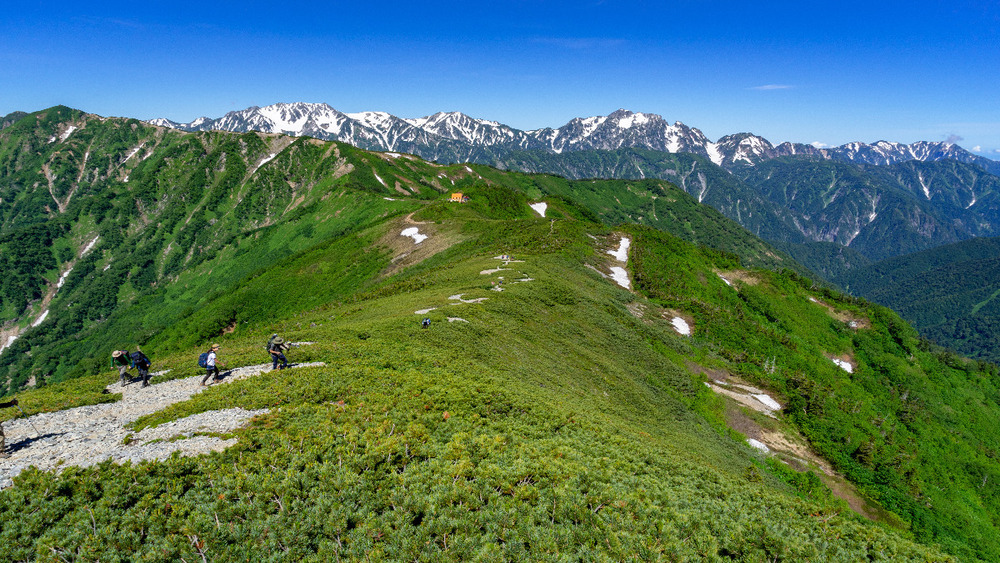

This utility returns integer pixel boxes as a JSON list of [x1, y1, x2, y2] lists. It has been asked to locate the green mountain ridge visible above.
[[0, 107, 998, 560], [495, 147, 1000, 278], [840, 236, 1000, 363]]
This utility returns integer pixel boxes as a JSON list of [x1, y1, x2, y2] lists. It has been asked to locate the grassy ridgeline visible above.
[[0, 109, 991, 559], [0, 204, 955, 561]]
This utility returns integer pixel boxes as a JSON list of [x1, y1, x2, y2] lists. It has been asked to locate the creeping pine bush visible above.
[[0, 359, 950, 561]]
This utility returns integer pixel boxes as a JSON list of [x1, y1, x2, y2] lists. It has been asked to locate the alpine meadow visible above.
[[2, 107, 1000, 561]]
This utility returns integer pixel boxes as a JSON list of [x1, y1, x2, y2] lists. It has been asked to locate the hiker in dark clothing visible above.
[[131, 348, 152, 388], [0, 398, 18, 458], [200, 344, 225, 386], [111, 350, 132, 385], [269, 337, 289, 370]]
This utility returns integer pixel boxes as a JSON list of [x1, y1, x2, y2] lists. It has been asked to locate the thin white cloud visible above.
[[972, 145, 982, 152], [750, 84, 793, 91], [810, 141, 829, 148]]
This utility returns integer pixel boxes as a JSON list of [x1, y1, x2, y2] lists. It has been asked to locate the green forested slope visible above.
[[0, 201, 965, 561], [839, 236, 1000, 362], [492, 148, 1000, 280], [0, 108, 800, 394], [0, 107, 998, 560]]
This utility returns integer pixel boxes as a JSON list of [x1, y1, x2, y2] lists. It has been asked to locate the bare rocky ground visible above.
[[0, 360, 324, 489]]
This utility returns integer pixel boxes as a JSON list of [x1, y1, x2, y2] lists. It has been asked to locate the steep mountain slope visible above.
[[2, 107, 1000, 560], [145, 103, 1000, 278], [839, 236, 1000, 363], [491, 148, 1000, 274], [733, 158, 1000, 262], [492, 148, 806, 244], [1, 188, 997, 560], [0, 111, 27, 131], [0, 107, 799, 394]]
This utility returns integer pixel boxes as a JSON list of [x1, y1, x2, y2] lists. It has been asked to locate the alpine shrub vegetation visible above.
[[0, 107, 995, 560]]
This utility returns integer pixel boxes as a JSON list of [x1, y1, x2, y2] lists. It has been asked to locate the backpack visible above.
[[266, 334, 277, 351], [131, 351, 150, 367], [198, 352, 209, 368]]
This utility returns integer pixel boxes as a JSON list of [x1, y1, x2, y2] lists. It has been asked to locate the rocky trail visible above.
[[0, 359, 324, 489]]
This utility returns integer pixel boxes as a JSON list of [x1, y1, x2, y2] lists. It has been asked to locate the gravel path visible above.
[[0, 361, 325, 489]]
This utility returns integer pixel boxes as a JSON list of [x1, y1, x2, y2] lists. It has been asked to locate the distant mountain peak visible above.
[[148, 103, 999, 175]]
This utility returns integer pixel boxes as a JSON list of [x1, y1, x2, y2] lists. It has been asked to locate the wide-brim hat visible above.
[[112, 350, 124, 358], [211, 344, 221, 350], [273, 337, 284, 344]]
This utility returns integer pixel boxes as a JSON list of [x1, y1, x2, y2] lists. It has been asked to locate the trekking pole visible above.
[[14, 403, 41, 438]]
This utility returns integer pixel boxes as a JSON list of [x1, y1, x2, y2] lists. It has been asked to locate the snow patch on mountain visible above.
[[401, 227, 427, 244], [57, 268, 73, 289], [607, 236, 631, 262], [32, 310, 49, 327], [81, 235, 99, 255], [705, 143, 724, 166]]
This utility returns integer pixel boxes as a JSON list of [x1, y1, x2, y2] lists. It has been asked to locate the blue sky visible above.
[[3, 1, 999, 156]]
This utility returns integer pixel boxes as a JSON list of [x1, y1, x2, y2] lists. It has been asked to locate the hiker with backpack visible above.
[[111, 349, 132, 385], [131, 347, 153, 388], [268, 335, 289, 371], [199, 344, 226, 386], [0, 397, 18, 458]]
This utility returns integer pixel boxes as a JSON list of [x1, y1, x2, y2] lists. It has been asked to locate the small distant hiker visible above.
[[422, 317, 431, 329], [0, 397, 18, 458], [200, 344, 226, 386], [268, 336, 289, 371], [131, 347, 153, 388], [111, 349, 132, 385]]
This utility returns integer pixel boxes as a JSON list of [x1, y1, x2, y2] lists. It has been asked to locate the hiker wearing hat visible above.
[[268, 336, 289, 370], [0, 397, 18, 458], [111, 349, 132, 385], [200, 344, 226, 386]]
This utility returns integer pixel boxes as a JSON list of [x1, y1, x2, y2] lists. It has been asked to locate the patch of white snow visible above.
[[705, 142, 724, 166], [671, 317, 691, 336], [530, 202, 547, 217], [57, 268, 73, 288], [607, 236, 630, 262], [81, 236, 99, 255], [400, 227, 427, 244], [609, 266, 630, 289], [752, 394, 781, 410], [717, 274, 732, 286], [831, 358, 854, 373], [374, 172, 386, 187], [32, 310, 49, 327], [122, 143, 145, 163], [747, 439, 770, 453], [0, 335, 17, 355], [59, 126, 77, 142], [414, 308, 437, 315]]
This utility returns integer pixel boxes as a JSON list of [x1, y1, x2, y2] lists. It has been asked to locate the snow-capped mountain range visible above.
[[149, 103, 999, 174]]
